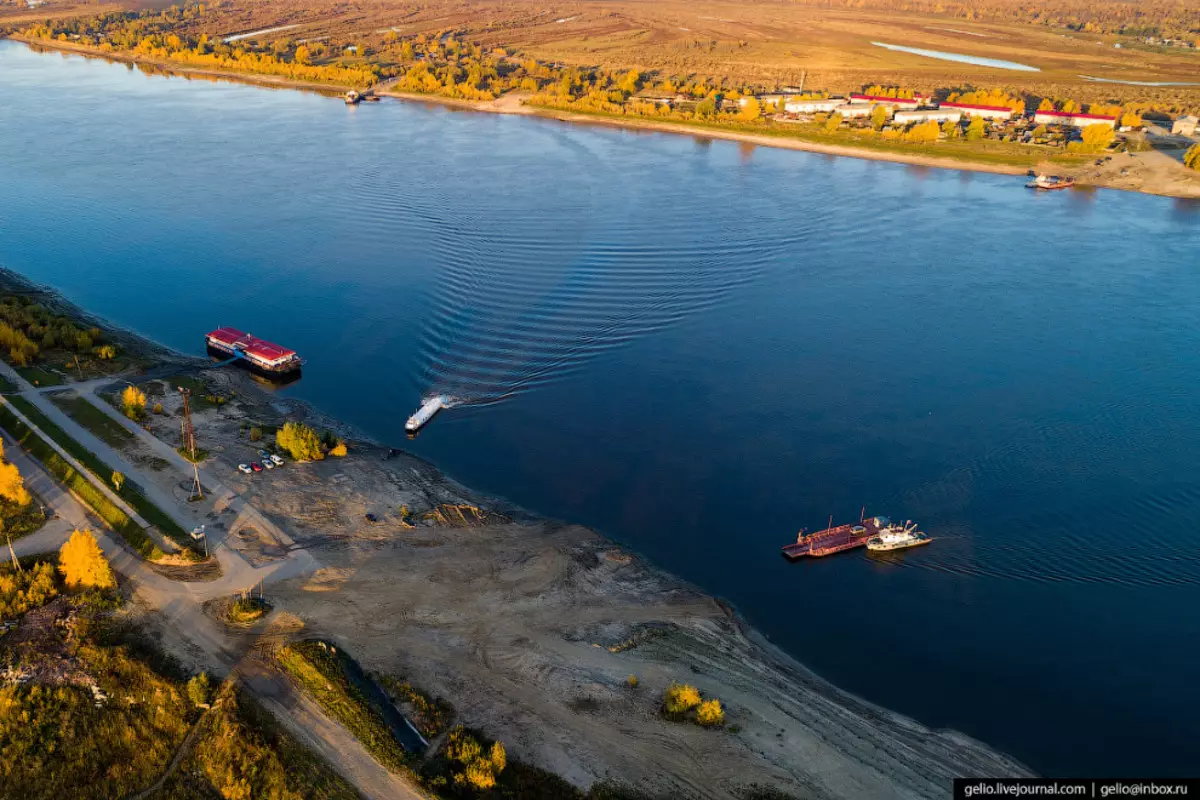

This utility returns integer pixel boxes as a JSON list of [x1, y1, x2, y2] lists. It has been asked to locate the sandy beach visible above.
[[11, 35, 1200, 200]]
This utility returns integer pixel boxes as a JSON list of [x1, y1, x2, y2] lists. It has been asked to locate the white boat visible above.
[[866, 520, 931, 552], [405, 395, 449, 433]]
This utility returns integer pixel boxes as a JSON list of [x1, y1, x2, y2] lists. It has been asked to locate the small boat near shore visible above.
[[405, 395, 450, 433], [866, 521, 932, 552], [1026, 174, 1074, 190]]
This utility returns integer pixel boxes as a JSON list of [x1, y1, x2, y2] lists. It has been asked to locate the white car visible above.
[[237, 463, 252, 474], [262, 459, 275, 470], [270, 454, 284, 466]]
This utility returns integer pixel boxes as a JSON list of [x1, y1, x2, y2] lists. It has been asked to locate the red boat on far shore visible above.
[[782, 513, 891, 559]]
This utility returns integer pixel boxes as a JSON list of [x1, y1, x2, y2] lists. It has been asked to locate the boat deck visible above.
[[782, 516, 885, 559]]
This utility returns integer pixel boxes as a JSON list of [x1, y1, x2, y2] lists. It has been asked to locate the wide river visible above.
[[3, 40, 1199, 777]]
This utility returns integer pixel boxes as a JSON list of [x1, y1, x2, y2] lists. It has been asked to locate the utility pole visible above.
[[178, 387, 203, 501]]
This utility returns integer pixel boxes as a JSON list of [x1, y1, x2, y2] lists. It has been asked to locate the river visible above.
[[2, 40, 1199, 777]]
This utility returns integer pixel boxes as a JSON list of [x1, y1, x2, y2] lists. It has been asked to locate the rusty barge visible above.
[[781, 514, 892, 560]]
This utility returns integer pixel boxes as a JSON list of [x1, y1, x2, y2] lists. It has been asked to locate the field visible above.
[[9, 0, 1197, 109]]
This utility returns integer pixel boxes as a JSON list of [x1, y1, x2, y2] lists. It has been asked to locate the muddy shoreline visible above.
[[9, 35, 1200, 200]]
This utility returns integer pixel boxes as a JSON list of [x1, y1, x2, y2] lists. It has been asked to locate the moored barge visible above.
[[782, 514, 891, 559], [206, 327, 303, 378]]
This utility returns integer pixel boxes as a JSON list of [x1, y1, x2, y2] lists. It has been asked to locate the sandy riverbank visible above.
[[0, 270, 1032, 797], [10, 35, 1200, 199]]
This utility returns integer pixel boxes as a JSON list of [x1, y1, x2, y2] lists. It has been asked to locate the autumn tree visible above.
[[739, 97, 762, 122], [942, 119, 961, 139], [111, 471, 125, 492], [870, 104, 890, 131], [294, 45, 310, 65], [122, 384, 147, 420], [0, 460, 30, 507], [824, 111, 843, 133], [1070, 123, 1116, 153], [58, 529, 115, 589], [275, 421, 323, 462], [1185, 144, 1200, 171], [966, 116, 986, 140]]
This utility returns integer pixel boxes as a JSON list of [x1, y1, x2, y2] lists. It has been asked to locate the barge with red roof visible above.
[[782, 514, 892, 559], [205, 327, 303, 378]]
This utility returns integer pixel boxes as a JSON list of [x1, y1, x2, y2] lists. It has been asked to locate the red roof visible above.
[[940, 102, 1017, 112], [207, 327, 297, 364], [1034, 110, 1117, 121]]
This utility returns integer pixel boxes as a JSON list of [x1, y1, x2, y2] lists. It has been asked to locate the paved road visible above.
[[0, 364, 425, 800]]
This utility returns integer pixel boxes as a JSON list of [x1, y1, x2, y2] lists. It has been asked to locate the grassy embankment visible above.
[[1, 555, 356, 800], [0, 398, 188, 559], [278, 640, 415, 775], [280, 640, 676, 799]]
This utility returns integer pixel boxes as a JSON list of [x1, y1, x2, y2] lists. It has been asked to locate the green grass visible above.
[[49, 393, 136, 448], [14, 364, 64, 387], [277, 641, 414, 776], [0, 402, 167, 559], [0, 373, 16, 393], [6, 396, 191, 547], [0, 495, 48, 542]]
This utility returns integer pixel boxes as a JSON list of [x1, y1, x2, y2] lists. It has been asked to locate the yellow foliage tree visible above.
[[0, 460, 30, 507], [1183, 144, 1200, 171], [122, 385, 147, 420], [663, 682, 702, 714], [1070, 123, 1116, 153], [329, 441, 348, 457], [739, 98, 762, 122], [275, 421, 324, 461], [824, 111, 843, 133], [696, 698, 725, 726], [58, 529, 115, 589]]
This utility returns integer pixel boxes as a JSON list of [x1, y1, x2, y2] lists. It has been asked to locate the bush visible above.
[[663, 682, 701, 715], [696, 699, 724, 726], [249, 426, 262, 442], [151, 402, 163, 415], [275, 421, 323, 462], [186, 672, 212, 707], [0, 560, 58, 622], [445, 727, 507, 791], [329, 440, 348, 457], [626, 674, 639, 688]]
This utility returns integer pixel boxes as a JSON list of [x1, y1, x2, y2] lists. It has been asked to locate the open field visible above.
[[10, 0, 1197, 107]]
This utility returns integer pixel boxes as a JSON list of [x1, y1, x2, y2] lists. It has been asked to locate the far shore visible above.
[[11, 34, 1200, 199], [9, 34, 1200, 199]]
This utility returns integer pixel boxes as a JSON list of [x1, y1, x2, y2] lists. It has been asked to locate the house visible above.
[[1032, 110, 1117, 128], [784, 98, 843, 114], [894, 109, 963, 124], [1172, 115, 1199, 137], [939, 102, 1017, 120], [831, 103, 874, 119], [848, 93, 924, 108]]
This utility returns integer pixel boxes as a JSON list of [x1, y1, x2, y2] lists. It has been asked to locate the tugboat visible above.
[[1026, 174, 1074, 190], [866, 521, 931, 552]]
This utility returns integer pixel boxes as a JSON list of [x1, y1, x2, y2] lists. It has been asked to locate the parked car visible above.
[[190, 525, 205, 541], [258, 449, 272, 459], [262, 459, 275, 470], [251, 462, 263, 472], [237, 463, 252, 474], [269, 454, 284, 466]]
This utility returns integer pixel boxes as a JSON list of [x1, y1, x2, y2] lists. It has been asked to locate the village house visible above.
[[1032, 110, 1117, 128], [848, 92, 925, 108], [939, 102, 1017, 120], [1172, 115, 1199, 137], [894, 108, 963, 124]]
